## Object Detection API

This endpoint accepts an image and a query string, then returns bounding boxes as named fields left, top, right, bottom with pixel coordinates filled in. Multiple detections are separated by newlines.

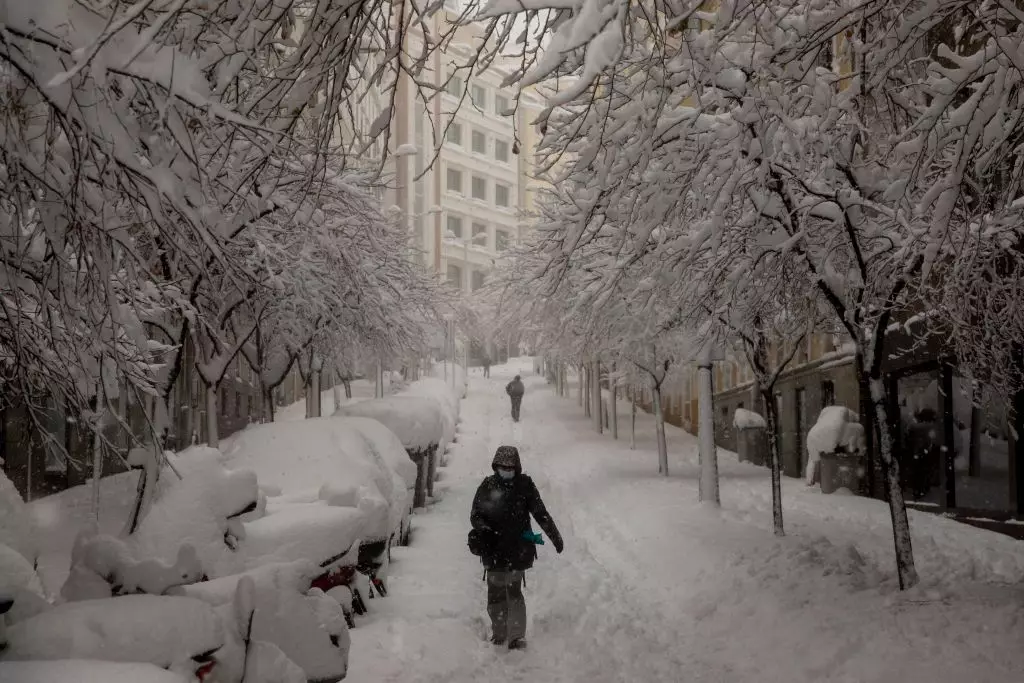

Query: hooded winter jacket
left=470, top=446, right=563, bottom=571
left=505, top=378, right=525, bottom=398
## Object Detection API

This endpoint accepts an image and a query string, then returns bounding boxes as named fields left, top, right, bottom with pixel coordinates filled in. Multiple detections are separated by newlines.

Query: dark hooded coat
left=470, top=446, right=563, bottom=571
left=505, top=378, right=525, bottom=398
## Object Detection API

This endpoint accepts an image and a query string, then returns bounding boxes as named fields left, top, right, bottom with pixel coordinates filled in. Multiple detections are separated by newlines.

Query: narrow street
left=346, top=362, right=733, bottom=683
left=347, top=362, right=1024, bottom=683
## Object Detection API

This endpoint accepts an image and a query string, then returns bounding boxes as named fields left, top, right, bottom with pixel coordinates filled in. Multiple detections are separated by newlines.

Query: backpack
left=467, top=528, right=497, bottom=557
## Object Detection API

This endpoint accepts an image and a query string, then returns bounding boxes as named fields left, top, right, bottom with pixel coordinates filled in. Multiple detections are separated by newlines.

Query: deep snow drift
left=347, top=360, right=1024, bottom=683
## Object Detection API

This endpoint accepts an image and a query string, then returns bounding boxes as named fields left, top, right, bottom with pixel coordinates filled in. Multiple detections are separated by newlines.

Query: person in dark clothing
left=470, top=446, right=563, bottom=650
left=482, top=355, right=491, bottom=378
left=505, top=375, right=525, bottom=422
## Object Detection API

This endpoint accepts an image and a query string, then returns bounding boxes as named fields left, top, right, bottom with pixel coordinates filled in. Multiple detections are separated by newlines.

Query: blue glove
left=522, top=531, right=545, bottom=545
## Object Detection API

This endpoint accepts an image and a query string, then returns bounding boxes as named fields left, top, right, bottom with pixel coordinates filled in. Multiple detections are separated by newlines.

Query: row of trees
left=1, top=0, right=463, bottom=524
left=471, top=0, right=1024, bottom=590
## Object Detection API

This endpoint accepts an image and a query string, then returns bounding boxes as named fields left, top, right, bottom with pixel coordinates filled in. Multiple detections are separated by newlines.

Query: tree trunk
left=592, top=361, right=603, bottom=434
left=631, top=390, right=637, bottom=450
left=652, top=382, right=668, bottom=475
left=698, top=363, right=720, bottom=506
left=761, top=386, right=785, bottom=536
left=261, top=385, right=275, bottom=423
left=332, top=380, right=343, bottom=415
left=206, top=385, right=220, bottom=448
left=309, top=371, right=322, bottom=418
left=578, top=365, right=584, bottom=407
left=344, top=379, right=352, bottom=399
left=867, top=377, right=920, bottom=589
left=91, top=383, right=105, bottom=526
left=584, top=366, right=591, bottom=417
left=611, top=370, right=619, bottom=440
left=969, top=404, right=982, bottom=478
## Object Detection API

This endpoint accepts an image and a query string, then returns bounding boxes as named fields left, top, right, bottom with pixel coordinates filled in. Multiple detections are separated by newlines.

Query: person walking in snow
left=482, top=355, right=491, bottom=378
left=468, top=446, right=563, bottom=650
left=506, top=375, right=525, bottom=422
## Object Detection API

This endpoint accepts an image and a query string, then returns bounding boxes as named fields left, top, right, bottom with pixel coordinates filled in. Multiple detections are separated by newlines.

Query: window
left=237, top=392, right=244, bottom=418
left=822, top=380, right=836, bottom=408
left=471, top=175, right=487, bottom=201
left=447, top=264, right=462, bottom=286
left=446, top=122, right=463, bottom=145
left=494, top=139, right=510, bottom=162
left=495, top=183, right=511, bottom=207
left=471, top=129, right=487, bottom=154
left=445, top=74, right=463, bottom=97
left=446, top=167, right=463, bottom=194
left=496, top=229, right=510, bottom=251
left=472, top=222, right=487, bottom=242
left=495, top=94, right=511, bottom=115
left=446, top=214, right=464, bottom=239
left=471, top=84, right=486, bottom=109
left=471, top=271, right=486, bottom=291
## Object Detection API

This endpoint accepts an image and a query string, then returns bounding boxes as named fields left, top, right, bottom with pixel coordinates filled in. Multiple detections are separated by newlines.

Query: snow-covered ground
left=347, top=359, right=1024, bottom=683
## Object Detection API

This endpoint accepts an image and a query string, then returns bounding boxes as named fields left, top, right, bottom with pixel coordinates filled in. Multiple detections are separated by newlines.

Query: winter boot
left=508, top=638, right=527, bottom=651
left=490, top=635, right=506, bottom=646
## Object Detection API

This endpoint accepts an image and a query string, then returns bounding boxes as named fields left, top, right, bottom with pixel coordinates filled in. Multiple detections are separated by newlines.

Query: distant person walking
left=482, top=355, right=491, bottom=378
left=506, top=375, right=525, bottom=422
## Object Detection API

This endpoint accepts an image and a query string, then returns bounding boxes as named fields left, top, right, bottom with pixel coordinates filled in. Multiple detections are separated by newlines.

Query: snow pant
left=483, top=366, right=490, bottom=377
left=486, top=570, right=526, bottom=642
left=510, top=396, right=522, bottom=421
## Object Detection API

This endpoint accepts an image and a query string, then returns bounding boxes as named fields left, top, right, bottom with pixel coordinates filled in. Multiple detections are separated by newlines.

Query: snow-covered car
left=401, top=377, right=461, bottom=451
left=0, top=594, right=225, bottom=682
left=0, top=660, right=191, bottom=683
left=221, top=418, right=414, bottom=585
left=334, top=397, right=446, bottom=508
left=112, top=460, right=370, bottom=623
left=169, top=561, right=349, bottom=683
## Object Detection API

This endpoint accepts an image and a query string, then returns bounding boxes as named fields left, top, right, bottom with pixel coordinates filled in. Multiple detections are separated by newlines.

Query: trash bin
left=819, top=451, right=865, bottom=494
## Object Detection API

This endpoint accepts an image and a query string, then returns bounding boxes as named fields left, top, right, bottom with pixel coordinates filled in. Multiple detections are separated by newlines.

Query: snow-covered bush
left=0, top=471, right=38, bottom=566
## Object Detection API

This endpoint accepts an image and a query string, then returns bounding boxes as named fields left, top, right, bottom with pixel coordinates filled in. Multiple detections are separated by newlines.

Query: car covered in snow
left=169, top=561, right=349, bottom=683
left=220, top=418, right=414, bottom=586
left=333, top=397, right=446, bottom=507
left=106, top=460, right=371, bottom=623
left=0, top=594, right=226, bottom=682
left=0, top=660, right=191, bottom=683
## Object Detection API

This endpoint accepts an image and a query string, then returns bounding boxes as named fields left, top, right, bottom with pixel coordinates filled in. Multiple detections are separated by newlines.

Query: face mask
left=497, top=467, right=515, bottom=480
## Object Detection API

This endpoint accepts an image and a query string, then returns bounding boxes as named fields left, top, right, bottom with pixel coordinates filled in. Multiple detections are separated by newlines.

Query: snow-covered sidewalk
left=348, top=361, right=1024, bottom=683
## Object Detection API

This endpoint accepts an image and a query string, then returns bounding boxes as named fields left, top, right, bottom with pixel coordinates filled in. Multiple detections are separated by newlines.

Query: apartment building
left=384, top=3, right=544, bottom=294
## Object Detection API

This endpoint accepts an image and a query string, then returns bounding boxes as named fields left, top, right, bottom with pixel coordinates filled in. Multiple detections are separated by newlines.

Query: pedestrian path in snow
left=346, top=360, right=1024, bottom=683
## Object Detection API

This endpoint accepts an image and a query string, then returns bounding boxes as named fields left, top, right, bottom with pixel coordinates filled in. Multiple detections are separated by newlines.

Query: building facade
left=384, top=5, right=544, bottom=295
